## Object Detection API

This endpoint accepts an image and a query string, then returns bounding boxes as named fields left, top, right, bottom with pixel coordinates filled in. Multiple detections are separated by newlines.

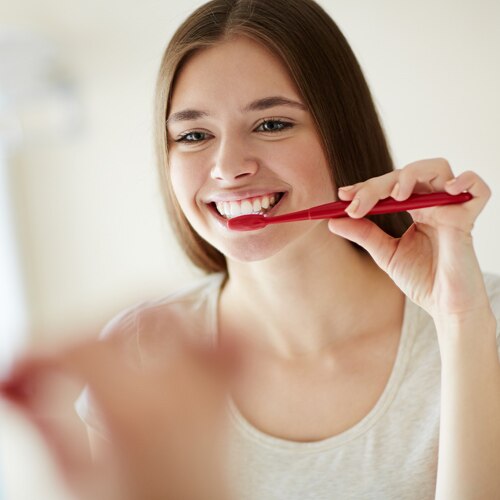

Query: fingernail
left=339, top=185, right=354, bottom=191
left=445, top=178, right=457, bottom=186
left=346, top=198, right=360, bottom=214
left=391, top=183, right=400, bottom=198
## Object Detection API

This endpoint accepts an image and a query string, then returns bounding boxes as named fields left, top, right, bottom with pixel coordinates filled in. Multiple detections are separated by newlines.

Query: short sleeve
left=73, top=273, right=224, bottom=434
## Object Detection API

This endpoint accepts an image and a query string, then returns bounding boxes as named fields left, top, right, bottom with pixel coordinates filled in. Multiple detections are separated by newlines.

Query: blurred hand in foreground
left=0, top=335, right=239, bottom=500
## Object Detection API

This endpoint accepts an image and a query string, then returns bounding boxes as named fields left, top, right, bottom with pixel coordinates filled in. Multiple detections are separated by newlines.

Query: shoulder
left=100, top=272, right=226, bottom=364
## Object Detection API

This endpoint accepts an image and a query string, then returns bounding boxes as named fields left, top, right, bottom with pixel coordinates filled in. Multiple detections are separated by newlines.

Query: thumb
left=328, top=217, right=399, bottom=271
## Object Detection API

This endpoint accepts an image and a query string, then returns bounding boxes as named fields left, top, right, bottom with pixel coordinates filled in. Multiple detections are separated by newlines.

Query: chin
left=206, top=221, right=322, bottom=264
left=202, top=231, right=281, bottom=263
left=223, top=241, right=284, bottom=263
left=188, top=209, right=328, bottom=264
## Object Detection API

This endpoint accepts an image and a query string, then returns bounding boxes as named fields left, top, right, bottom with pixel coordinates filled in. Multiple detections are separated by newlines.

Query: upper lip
left=204, top=188, right=286, bottom=203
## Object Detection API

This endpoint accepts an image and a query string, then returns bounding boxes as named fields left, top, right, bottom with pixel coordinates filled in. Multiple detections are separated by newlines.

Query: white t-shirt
left=76, top=272, right=500, bottom=500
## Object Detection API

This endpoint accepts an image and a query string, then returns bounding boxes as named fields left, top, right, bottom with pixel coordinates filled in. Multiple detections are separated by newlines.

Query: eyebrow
left=166, top=96, right=307, bottom=125
left=244, top=96, right=307, bottom=113
left=166, top=109, right=207, bottom=124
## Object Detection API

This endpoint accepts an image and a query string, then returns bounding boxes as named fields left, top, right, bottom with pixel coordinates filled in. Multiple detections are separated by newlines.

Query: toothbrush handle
left=307, top=191, right=473, bottom=219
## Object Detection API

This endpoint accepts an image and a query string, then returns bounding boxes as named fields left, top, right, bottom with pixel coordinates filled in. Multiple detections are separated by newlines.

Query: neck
left=219, top=221, right=404, bottom=359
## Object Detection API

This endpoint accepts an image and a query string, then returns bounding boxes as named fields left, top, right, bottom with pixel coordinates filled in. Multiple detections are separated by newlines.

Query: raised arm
left=328, top=158, right=500, bottom=498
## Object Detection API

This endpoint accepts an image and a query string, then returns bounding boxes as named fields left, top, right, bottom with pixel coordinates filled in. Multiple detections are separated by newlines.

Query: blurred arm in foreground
left=0, top=335, right=238, bottom=500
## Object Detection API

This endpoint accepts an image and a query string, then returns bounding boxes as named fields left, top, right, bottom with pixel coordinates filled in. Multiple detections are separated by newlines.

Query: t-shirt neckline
left=209, top=274, right=420, bottom=452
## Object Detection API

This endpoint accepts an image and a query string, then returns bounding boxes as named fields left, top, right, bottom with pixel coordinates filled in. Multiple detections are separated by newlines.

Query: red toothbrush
left=227, top=191, right=473, bottom=231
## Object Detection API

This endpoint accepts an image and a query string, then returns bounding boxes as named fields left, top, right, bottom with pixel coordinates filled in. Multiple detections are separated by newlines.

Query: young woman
left=4, top=0, right=500, bottom=499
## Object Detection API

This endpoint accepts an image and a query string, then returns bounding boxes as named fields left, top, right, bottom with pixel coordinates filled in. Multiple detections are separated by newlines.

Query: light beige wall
left=1, top=1, right=499, bottom=498
left=2, top=0, right=499, bottom=341
left=2, top=1, right=206, bottom=340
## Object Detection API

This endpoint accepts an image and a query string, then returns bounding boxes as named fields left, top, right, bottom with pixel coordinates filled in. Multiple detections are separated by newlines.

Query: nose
left=210, top=137, right=258, bottom=183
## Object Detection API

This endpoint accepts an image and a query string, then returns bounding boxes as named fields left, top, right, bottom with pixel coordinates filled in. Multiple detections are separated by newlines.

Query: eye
left=255, top=119, right=294, bottom=133
left=174, top=130, right=210, bottom=144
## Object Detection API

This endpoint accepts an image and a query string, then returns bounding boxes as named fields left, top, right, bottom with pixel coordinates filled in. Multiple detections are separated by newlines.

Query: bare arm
left=1, top=338, right=234, bottom=500
left=326, top=163, right=498, bottom=498
left=435, top=310, right=500, bottom=500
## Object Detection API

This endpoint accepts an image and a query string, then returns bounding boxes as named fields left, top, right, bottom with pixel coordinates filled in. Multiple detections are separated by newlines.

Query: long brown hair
left=154, top=0, right=412, bottom=274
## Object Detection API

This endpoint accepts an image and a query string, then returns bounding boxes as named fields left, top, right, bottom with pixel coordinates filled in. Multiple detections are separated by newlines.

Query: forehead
left=170, top=35, right=301, bottom=110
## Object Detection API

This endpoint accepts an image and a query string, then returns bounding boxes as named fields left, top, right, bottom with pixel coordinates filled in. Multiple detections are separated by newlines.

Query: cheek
left=169, top=165, right=186, bottom=204
left=288, top=136, right=335, bottom=191
left=169, top=161, right=202, bottom=212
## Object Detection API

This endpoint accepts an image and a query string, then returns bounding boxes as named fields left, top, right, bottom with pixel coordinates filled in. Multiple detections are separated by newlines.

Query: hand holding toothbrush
left=327, top=158, right=492, bottom=322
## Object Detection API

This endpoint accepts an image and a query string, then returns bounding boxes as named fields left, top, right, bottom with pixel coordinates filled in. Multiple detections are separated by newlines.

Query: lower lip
left=208, top=194, right=287, bottom=229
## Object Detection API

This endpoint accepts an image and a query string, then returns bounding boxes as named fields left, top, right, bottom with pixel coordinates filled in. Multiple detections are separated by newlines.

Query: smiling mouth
left=210, top=192, right=285, bottom=220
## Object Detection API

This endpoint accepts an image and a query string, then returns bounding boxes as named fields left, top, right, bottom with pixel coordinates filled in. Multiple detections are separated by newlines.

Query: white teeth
left=240, top=200, right=253, bottom=215
left=213, top=193, right=282, bottom=219
left=229, top=201, right=241, bottom=217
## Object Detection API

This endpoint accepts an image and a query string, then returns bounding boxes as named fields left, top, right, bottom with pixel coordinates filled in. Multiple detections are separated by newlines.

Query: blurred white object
left=0, top=27, right=82, bottom=146
left=0, top=142, right=27, bottom=375
left=0, top=28, right=82, bottom=374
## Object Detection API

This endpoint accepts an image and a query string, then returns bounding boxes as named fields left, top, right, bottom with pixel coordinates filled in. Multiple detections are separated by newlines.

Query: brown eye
left=175, top=131, right=209, bottom=143
left=256, top=119, right=294, bottom=133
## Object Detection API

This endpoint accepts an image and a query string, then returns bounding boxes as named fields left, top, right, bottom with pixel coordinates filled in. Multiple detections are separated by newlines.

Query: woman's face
left=167, top=35, right=336, bottom=262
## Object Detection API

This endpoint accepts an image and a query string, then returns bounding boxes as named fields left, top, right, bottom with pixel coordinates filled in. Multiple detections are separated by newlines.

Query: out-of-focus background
left=0, top=0, right=499, bottom=498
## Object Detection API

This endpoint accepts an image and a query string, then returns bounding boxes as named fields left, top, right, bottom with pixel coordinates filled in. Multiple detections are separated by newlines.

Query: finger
left=338, top=159, right=457, bottom=218
left=0, top=335, right=104, bottom=405
left=393, top=159, right=454, bottom=201
left=444, top=170, right=491, bottom=216
left=2, top=364, right=97, bottom=492
left=337, top=183, right=360, bottom=201
left=337, top=174, right=397, bottom=204
left=338, top=177, right=395, bottom=218
left=0, top=354, right=66, bottom=410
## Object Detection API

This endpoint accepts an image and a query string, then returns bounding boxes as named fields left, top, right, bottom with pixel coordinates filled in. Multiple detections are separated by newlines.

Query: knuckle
left=397, top=166, right=407, bottom=179
left=435, top=157, right=451, bottom=167
left=360, top=184, right=378, bottom=199
left=461, top=169, right=476, bottom=178
left=363, top=178, right=377, bottom=191
left=436, top=158, right=454, bottom=176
